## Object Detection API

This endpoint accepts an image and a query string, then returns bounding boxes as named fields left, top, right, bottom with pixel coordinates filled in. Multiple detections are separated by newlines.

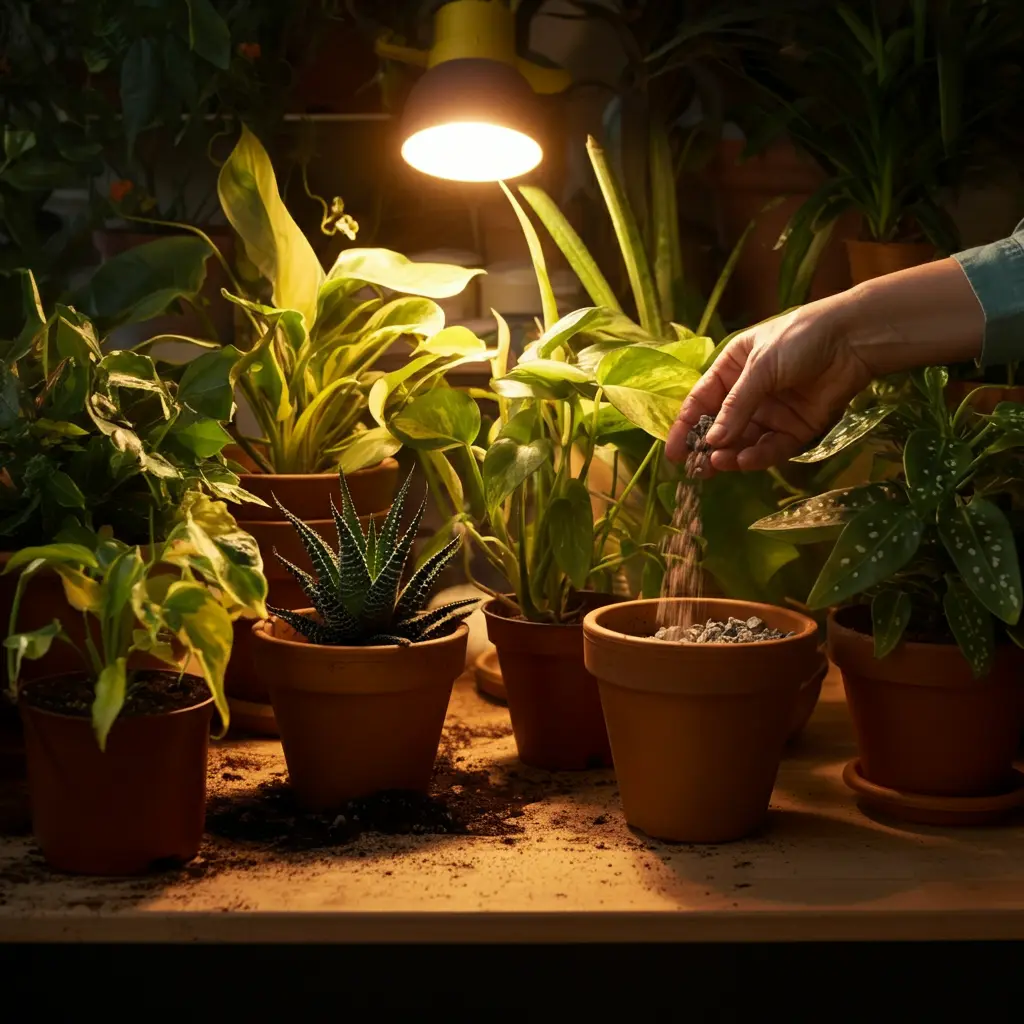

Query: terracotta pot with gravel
left=584, top=597, right=819, bottom=843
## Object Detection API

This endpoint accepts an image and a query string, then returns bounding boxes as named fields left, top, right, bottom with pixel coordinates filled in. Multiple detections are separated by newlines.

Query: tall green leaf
left=499, top=182, right=558, bottom=330
left=120, top=38, right=160, bottom=156
left=186, top=0, right=231, bottom=69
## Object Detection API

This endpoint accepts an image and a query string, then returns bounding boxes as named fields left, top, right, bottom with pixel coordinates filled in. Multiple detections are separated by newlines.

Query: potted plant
left=5, top=493, right=268, bottom=873
left=740, top=0, right=1023, bottom=294
left=204, top=126, right=487, bottom=729
left=249, top=472, right=474, bottom=810
left=752, top=368, right=1024, bottom=824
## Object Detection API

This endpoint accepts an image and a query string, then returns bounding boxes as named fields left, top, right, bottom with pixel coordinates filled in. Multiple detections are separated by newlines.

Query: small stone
left=745, top=616, right=763, bottom=630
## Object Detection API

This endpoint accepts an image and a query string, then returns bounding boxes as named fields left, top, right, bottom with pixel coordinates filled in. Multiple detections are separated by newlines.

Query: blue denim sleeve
left=952, top=218, right=1024, bottom=367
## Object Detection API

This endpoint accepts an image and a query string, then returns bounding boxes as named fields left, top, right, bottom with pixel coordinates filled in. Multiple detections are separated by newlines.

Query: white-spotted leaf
left=943, top=574, right=994, bottom=678
left=792, top=405, right=893, bottom=463
left=871, top=589, right=911, bottom=659
left=903, top=428, right=971, bottom=513
left=750, top=483, right=904, bottom=544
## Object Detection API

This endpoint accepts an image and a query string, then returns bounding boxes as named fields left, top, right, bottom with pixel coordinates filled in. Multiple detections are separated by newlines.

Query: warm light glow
left=401, top=122, right=542, bottom=182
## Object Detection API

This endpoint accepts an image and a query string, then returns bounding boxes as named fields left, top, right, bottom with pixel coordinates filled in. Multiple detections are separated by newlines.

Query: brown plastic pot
left=20, top=672, right=213, bottom=874
left=483, top=595, right=617, bottom=771
left=237, top=457, right=399, bottom=521
left=251, top=613, right=467, bottom=810
left=845, top=239, right=936, bottom=285
left=583, top=598, right=819, bottom=843
left=225, top=509, right=390, bottom=734
left=828, top=607, right=1024, bottom=797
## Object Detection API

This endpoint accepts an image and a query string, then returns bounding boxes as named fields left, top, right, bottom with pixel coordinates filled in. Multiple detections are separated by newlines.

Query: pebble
left=654, top=616, right=794, bottom=645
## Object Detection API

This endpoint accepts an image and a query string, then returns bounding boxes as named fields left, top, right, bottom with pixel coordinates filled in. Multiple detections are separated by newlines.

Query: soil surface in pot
left=21, top=673, right=210, bottom=717
left=654, top=615, right=794, bottom=644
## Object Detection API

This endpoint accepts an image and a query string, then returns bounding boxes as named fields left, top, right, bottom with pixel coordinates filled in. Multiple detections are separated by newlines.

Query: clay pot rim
left=829, top=604, right=1006, bottom=658
left=238, top=456, right=399, bottom=484
left=252, top=610, right=469, bottom=656
left=17, top=670, right=214, bottom=723
left=583, top=597, right=818, bottom=650
left=481, top=593, right=618, bottom=631
left=237, top=510, right=388, bottom=528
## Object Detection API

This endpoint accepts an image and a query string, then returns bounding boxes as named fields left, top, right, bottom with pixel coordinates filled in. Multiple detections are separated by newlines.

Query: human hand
left=665, top=299, right=873, bottom=472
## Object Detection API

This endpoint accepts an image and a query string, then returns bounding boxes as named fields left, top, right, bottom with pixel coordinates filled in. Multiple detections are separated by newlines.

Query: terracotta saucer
left=473, top=648, right=507, bottom=703
left=843, top=759, right=1024, bottom=826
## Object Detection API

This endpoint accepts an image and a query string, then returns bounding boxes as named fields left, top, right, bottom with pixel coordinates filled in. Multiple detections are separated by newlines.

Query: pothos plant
left=5, top=492, right=268, bottom=748
left=203, top=125, right=490, bottom=476
left=751, top=370, right=1024, bottom=676
left=0, top=270, right=263, bottom=547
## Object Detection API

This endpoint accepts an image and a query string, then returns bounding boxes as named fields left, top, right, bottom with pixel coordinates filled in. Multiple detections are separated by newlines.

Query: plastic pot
left=483, top=595, right=617, bottom=771
left=828, top=607, right=1024, bottom=797
left=584, top=598, right=819, bottom=843
left=251, top=613, right=467, bottom=811
left=20, top=672, right=213, bottom=874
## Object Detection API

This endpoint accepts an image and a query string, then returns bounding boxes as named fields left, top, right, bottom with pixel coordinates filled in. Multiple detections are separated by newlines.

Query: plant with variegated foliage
left=752, top=369, right=1024, bottom=677
left=269, top=472, right=476, bottom=646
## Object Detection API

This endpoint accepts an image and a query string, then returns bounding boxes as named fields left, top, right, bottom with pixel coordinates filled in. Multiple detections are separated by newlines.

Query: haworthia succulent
left=807, top=504, right=923, bottom=609
left=936, top=497, right=1022, bottom=624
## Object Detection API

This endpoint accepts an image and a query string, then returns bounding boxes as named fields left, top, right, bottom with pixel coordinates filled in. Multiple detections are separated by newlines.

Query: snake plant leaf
left=388, top=388, right=481, bottom=450
left=596, top=346, right=699, bottom=441
left=937, top=497, right=1022, bottom=624
left=751, top=483, right=905, bottom=544
left=547, top=479, right=594, bottom=591
left=494, top=359, right=593, bottom=401
left=902, top=428, right=971, bottom=514
left=499, top=182, right=558, bottom=330
left=328, top=248, right=482, bottom=299
left=792, top=405, right=893, bottom=463
left=943, top=574, right=994, bottom=678
left=807, top=504, right=923, bottom=609
left=871, top=589, right=912, bottom=658
left=218, top=126, right=323, bottom=328
left=483, top=437, right=552, bottom=516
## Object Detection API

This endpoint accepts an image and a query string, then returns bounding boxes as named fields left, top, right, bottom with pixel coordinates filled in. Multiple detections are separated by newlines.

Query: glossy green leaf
left=171, top=414, right=232, bottom=458
left=417, top=325, right=487, bottom=358
left=120, top=38, right=160, bottom=155
left=328, top=248, right=482, bottom=299
left=871, top=589, right=911, bottom=658
left=45, top=470, right=85, bottom=509
left=75, top=236, right=213, bottom=330
left=937, top=497, right=1021, bottom=624
left=902, top=428, right=971, bottom=513
left=218, top=126, right=323, bottom=328
left=483, top=437, right=552, bottom=515
left=186, top=0, right=231, bottom=69
left=0, top=364, right=20, bottom=429
left=658, top=335, right=715, bottom=369
left=807, top=505, right=923, bottom=609
left=336, top=426, right=402, bottom=474
left=178, top=346, right=239, bottom=420
left=943, top=575, right=994, bottom=678
left=3, top=543, right=99, bottom=574
left=4, top=128, right=35, bottom=161
left=91, top=657, right=127, bottom=750
left=1, top=158, right=78, bottom=191
left=388, top=388, right=481, bottom=451
left=547, top=479, right=594, bottom=590
left=751, top=483, right=904, bottom=544
left=3, top=620, right=62, bottom=684
left=495, top=359, right=592, bottom=401
left=792, top=405, right=893, bottom=463
left=534, top=307, right=608, bottom=358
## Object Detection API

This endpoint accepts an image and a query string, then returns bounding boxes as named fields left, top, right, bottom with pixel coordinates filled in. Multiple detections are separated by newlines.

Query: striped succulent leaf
left=271, top=470, right=475, bottom=646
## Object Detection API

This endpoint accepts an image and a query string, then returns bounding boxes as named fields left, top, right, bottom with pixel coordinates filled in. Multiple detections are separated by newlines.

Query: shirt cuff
left=952, top=234, right=1024, bottom=368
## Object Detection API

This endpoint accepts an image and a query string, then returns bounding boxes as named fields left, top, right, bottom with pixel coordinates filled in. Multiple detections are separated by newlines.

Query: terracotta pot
left=708, top=139, right=859, bottom=321
left=236, top=457, right=399, bottom=522
left=828, top=607, right=1024, bottom=797
left=482, top=595, right=618, bottom=771
left=20, top=673, right=213, bottom=874
left=251, top=613, right=467, bottom=810
left=845, top=239, right=936, bottom=285
left=944, top=382, right=1024, bottom=415
left=583, top=598, right=819, bottom=843
left=225, top=510, right=390, bottom=734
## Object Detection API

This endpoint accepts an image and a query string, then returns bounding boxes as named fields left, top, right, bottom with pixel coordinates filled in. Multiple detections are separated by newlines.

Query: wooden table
left=2, top=666, right=1023, bottom=944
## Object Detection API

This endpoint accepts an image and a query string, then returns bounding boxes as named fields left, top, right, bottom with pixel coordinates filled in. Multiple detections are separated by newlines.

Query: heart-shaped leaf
left=658, top=335, right=715, bottom=369
left=388, top=388, right=481, bottom=450
left=943, top=574, right=994, bottom=678
left=482, top=437, right=552, bottom=515
left=937, top=497, right=1022, bottom=624
left=792, top=405, right=893, bottom=463
left=494, top=359, right=592, bottom=400
left=751, top=483, right=905, bottom=544
left=807, top=504, right=923, bottom=609
left=902, top=428, right=971, bottom=513
left=535, top=307, right=609, bottom=358
left=546, top=479, right=594, bottom=590
left=871, top=589, right=911, bottom=658
left=328, top=248, right=483, bottom=298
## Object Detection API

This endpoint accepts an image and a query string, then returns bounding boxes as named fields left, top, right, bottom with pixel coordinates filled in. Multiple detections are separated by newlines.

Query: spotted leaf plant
left=269, top=471, right=477, bottom=646
left=751, top=368, right=1024, bottom=677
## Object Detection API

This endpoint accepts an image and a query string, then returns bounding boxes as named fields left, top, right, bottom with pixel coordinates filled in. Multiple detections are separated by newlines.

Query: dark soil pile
left=654, top=615, right=794, bottom=644
left=686, top=413, right=715, bottom=456
left=205, top=721, right=527, bottom=852
left=21, top=672, right=210, bottom=717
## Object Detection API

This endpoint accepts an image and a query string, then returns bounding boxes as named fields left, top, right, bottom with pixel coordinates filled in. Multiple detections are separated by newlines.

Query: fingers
left=705, top=353, right=773, bottom=450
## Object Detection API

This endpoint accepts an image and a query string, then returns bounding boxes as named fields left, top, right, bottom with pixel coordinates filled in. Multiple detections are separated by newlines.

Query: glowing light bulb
left=401, top=122, right=542, bottom=182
